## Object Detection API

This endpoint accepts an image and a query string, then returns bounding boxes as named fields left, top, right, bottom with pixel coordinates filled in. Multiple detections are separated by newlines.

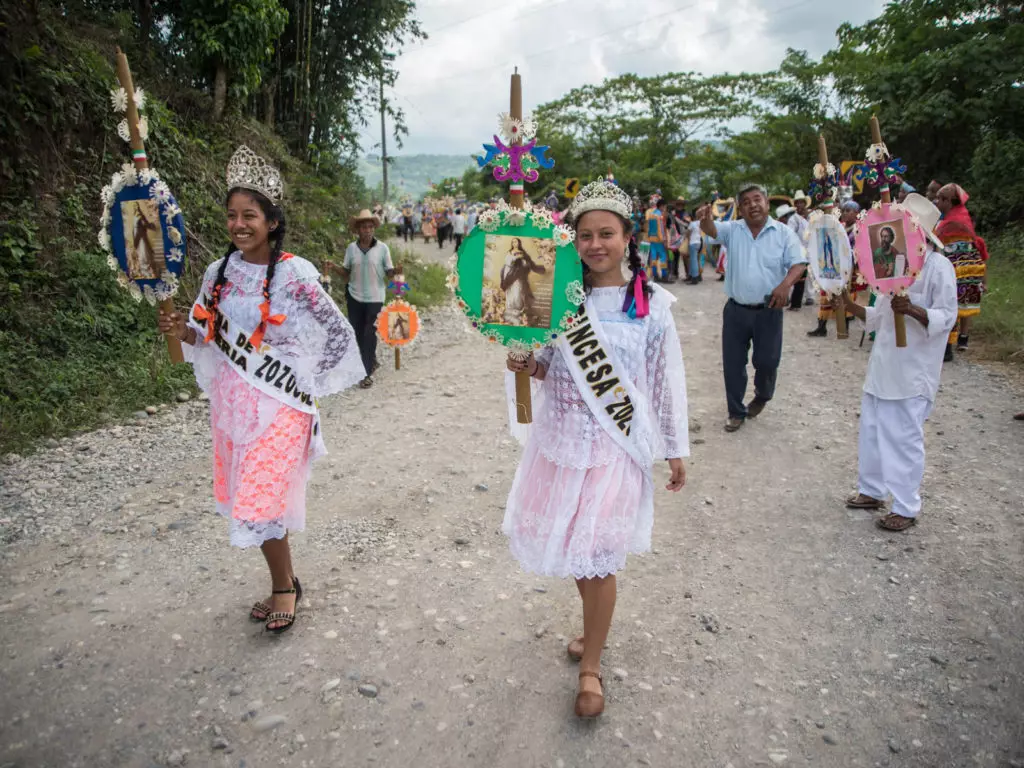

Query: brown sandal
left=876, top=513, right=917, bottom=532
left=567, top=636, right=584, bottom=662
left=575, top=671, right=604, bottom=718
left=846, top=493, right=884, bottom=510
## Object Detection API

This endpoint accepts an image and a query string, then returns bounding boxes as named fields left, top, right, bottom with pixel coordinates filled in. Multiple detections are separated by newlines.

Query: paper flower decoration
left=110, top=87, right=128, bottom=113
left=133, top=88, right=146, bottom=110
left=498, top=112, right=537, bottom=144
left=553, top=225, right=575, bottom=246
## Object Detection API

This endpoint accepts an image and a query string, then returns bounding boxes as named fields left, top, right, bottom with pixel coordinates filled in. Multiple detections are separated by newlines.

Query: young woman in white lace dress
left=505, top=181, right=690, bottom=717
left=158, top=147, right=364, bottom=633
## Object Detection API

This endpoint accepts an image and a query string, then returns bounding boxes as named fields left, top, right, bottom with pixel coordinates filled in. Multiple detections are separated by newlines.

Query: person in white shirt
left=783, top=197, right=811, bottom=310
left=332, top=209, right=397, bottom=389
left=686, top=213, right=703, bottom=284
left=451, top=208, right=467, bottom=251
left=838, top=194, right=958, bottom=531
left=466, top=207, right=478, bottom=233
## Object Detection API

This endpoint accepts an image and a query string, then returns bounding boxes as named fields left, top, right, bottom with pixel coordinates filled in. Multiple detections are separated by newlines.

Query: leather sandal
left=251, top=577, right=302, bottom=622
left=876, top=513, right=917, bottom=532
left=265, top=577, right=303, bottom=634
left=845, top=493, right=884, bottom=510
left=574, top=671, right=604, bottom=719
left=567, top=636, right=584, bottom=663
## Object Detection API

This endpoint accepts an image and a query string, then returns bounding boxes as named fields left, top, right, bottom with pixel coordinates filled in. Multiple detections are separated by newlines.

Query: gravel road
left=2, top=250, right=1023, bottom=768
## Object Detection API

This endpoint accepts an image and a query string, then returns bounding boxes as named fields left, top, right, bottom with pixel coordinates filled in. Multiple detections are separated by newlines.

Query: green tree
left=824, top=0, right=1024, bottom=226
left=170, top=0, right=288, bottom=121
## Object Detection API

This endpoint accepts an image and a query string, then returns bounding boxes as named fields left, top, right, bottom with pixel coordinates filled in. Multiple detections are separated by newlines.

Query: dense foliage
left=0, top=0, right=423, bottom=452
left=521, top=0, right=1021, bottom=233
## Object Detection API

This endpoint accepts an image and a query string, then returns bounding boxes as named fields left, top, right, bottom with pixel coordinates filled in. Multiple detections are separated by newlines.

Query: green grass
left=390, top=245, right=452, bottom=310
left=972, top=226, right=1024, bottom=362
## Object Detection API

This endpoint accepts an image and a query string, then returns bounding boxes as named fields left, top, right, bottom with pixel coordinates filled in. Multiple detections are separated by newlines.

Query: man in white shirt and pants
left=840, top=194, right=958, bottom=531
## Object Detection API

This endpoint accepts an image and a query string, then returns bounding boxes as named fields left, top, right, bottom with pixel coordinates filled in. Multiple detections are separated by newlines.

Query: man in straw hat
left=334, top=209, right=397, bottom=389
left=836, top=193, right=957, bottom=532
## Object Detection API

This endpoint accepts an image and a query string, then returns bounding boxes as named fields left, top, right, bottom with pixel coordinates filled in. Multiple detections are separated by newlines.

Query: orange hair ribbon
left=248, top=300, right=286, bottom=348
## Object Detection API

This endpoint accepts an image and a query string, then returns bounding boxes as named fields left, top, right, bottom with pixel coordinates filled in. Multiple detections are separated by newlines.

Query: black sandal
left=265, top=577, right=302, bottom=634
left=251, top=577, right=302, bottom=622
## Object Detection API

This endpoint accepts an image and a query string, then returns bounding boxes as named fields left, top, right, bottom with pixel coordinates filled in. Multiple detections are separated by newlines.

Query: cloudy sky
left=361, top=0, right=886, bottom=157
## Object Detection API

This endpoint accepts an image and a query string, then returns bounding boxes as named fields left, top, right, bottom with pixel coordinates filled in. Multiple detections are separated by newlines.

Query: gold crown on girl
left=567, top=180, right=633, bottom=225
left=226, top=145, right=284, bottom=205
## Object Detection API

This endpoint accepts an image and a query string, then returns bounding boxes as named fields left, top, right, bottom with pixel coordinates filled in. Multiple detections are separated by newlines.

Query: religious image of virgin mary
left=500, top=237, right=546, bottom=326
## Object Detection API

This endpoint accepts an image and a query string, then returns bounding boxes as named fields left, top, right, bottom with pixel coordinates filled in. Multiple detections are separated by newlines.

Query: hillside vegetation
left=0, top=1, right=427, bottom=453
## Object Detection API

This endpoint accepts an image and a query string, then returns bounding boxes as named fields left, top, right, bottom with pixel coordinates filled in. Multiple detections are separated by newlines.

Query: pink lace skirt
left=502, top=440, right=652, bottom=579
left=209, top=367, right=313, bottom=548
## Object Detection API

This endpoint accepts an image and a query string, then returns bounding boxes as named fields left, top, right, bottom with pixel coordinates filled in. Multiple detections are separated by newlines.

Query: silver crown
left=226, top=145, right=284, bottom=205
left=566, top=180, right=633, bottom=225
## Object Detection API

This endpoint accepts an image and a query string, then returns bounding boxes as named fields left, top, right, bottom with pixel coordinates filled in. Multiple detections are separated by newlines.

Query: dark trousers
left=789, top=275, right=806, bottom=309
left=722, top=299, right=784, bottom=419
left=346, top=292, right=382, bottom=377
left=401, top=218, right=413, bottom=242
left=453, top=233, right=464, bottom=251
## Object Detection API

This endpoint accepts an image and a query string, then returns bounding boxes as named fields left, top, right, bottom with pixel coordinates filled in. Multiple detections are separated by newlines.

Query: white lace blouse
left=183, top=253, right=365, bottom=455
left=512, top=285, right=690, bottom=469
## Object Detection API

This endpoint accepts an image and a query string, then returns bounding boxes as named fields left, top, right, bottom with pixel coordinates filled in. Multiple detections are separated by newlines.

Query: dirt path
left=2, top=265, right=1023, bottom=768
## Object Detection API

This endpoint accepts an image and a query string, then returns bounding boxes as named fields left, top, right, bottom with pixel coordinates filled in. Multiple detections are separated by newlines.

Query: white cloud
left=363, top=0, right=886, bottom=156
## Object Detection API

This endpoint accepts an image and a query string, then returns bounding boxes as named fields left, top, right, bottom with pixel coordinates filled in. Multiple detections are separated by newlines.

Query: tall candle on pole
left=509, top=68, right=532, bottom=424
left=870, top=114, right=906, bottom=347
left=115, top=48, right=184, bottom=364
left=818, top=133, right=847, bottom=339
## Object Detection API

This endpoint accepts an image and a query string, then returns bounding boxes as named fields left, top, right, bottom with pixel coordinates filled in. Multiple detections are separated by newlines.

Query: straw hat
left=792, top=190, right=812, bottom=205
left=349, top=209, right=379, bottom=230
left=902, top=193, right=945, bottom=250
left=775, top=204, right=796, bottom=219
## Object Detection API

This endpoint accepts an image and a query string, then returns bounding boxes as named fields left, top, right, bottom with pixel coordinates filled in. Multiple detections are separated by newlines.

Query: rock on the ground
left=252, top=714, right=288, bottom=732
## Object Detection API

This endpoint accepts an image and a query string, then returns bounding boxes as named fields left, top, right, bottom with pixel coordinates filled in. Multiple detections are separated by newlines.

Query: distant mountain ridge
left=358, top=154, right=476, bottom=200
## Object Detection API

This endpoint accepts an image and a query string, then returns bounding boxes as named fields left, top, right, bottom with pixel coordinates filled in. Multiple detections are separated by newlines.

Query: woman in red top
left=935, top=183, right=989, bottom=354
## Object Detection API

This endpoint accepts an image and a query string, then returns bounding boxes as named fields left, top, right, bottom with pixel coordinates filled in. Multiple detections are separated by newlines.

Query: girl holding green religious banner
left=158, top=146, right=365, bottom=634
left=504, top=180, right=690, bottom=718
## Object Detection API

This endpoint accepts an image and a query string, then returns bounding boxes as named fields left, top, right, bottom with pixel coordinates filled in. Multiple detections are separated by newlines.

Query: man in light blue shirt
left=699, top=183, right=808, bottom=432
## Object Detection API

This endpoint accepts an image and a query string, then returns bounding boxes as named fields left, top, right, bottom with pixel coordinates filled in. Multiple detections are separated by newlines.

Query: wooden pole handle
left=115, top=48, right=148, bottom=172
left=509, top=68, right=532, bottom=424
left=835, top=305, right=848, bottom=339
left=159, top=298, right=185, bottom=363
left=514, top=370, right=532, bottom=424
left=894, top=313, right=907, bottom=348
left=395, top=347, right=401, bottom=371
left=116, top=49, right=184, bottom=364
left=817, top=134, right=829, bottom=168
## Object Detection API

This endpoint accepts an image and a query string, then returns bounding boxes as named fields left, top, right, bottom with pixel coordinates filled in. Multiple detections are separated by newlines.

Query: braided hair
left=206, top=189, right=286, bottom=340
left=576, top=212, right=652, bottom=313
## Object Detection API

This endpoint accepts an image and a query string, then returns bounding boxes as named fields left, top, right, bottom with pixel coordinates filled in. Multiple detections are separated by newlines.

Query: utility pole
left=379, top=71, right=388, bottom=204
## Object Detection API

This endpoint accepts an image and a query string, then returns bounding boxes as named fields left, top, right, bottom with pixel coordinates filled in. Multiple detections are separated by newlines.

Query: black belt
left=728, top=298, right=767, bottom=310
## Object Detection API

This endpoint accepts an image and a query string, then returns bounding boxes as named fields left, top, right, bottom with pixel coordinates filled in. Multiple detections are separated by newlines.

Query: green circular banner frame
left=451, top=208, right=584, bottom=354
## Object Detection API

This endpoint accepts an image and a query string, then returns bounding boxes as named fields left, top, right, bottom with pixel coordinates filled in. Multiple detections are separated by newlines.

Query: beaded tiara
left=226, top=145, right=284, bottom=205
left=566, top=180, right=633, bottom=225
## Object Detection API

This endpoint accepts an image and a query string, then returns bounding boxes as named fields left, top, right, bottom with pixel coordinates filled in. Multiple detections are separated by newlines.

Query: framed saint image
left=853, top=203, right=926, bottom=295
left=868, top=219, right=908, bottom=278
left=481, top=234, right=556, bottom=328
left=452, top=210, right=583, bottom=350
left=375, top=300, right=420, bottom=348
left=806, top=211, right=852, bottom=294
left=389, top=310, right=410, bottom=341
left=120, top=198, right=165, bottom=280
left=102, top=175, right=186, bottom=304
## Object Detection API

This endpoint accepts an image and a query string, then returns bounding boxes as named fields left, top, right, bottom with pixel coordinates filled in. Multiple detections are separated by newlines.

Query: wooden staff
left=818, top=135, right=847, bottom=339
left=395, top=348, right=401, bottom=371
left=509, top=68, right=532, bottom=424
left=116, top=48, right=184, bottom=364
left=870, top=114, right=906, bottom=347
